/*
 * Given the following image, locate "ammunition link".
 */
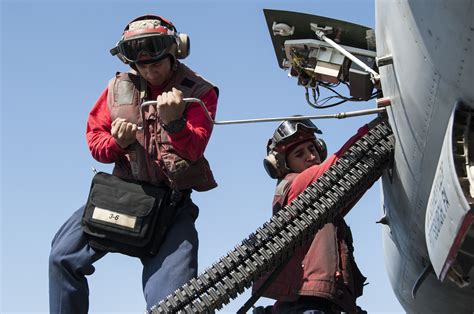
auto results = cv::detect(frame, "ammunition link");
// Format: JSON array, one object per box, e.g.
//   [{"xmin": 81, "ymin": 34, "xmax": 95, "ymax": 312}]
[{"xmin": 150, "ymin": 118, "xmax": 394, "ymax": 313}]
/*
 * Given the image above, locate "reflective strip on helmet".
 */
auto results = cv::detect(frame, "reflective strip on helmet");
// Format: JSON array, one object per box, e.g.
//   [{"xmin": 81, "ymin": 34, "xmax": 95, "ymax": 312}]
[{"xmin": 124, "ymin": 27, "xmax": 175, "ymax": 39}]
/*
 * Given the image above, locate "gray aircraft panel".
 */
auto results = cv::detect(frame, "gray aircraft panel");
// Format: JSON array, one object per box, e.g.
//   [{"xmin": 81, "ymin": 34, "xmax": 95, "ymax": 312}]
[
  {"xmin": 405, "ymin": 0, "xmax": 474, "ymax": 101},
  {"xmin": 377, "ymin": 0, "xmax": 474, "ymax": 312}
]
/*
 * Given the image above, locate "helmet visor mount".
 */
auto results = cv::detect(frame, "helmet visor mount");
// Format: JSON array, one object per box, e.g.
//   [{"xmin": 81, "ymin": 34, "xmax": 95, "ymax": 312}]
[
  {"xmin": 272, "ymin": 119, "xmax": 322, "ymax": 148},
  {"xmin": 117, "ymin": 35, "xmax": 175, "ymax": 64}
]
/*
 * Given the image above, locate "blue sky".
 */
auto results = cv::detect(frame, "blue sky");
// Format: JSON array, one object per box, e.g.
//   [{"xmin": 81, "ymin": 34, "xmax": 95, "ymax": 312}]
[{"xmin": 1, "ymin": 0, "xmax": 404, "ymax": 313}]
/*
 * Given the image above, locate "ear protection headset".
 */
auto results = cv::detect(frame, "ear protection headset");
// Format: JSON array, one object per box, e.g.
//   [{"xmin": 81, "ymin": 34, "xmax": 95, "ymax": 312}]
[
  {"xmin": 110, "ymin": 14, "xmax": 190, "ymax": 65},
  {"xmin": 263, "ymin": 120, "xmax": 327, "ymax": 179}
]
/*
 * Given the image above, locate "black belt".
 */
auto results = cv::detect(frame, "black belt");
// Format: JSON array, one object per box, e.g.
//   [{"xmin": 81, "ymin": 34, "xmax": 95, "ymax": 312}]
[{"xmin": 278, "ymin": 296, "xmax": 341, "ymax": 314}]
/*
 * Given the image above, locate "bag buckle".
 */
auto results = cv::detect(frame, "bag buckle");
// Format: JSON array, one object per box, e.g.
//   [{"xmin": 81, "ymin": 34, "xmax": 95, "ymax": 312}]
[{"xmin": 169, "ymin": 189, "xmax": 184, "ymax": 208}]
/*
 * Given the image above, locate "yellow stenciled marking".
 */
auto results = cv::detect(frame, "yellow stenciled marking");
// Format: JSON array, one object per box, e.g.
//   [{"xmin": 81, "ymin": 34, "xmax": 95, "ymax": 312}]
[{"xmin": 92, "ymin": 207, "xmax": 137, "ymax": 229}]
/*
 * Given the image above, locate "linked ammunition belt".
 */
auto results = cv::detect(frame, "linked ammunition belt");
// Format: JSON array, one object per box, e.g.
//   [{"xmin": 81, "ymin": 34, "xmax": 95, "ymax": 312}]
[{"xmin": 150, "ymin": 117, "xmax": 394, "ymax": 313}]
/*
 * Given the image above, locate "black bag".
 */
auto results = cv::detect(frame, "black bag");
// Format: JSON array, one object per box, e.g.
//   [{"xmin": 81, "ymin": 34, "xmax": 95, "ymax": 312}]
[{"xmin": 81, "ymin": 172, "xmax": 175, "ymax": 257}]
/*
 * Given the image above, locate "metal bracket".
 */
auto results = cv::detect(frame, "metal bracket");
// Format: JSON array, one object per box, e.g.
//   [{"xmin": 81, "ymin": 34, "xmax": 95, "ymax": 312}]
[
  {"xmin": 310, "ymin": 23, "xmax": 380, "ymax": 83},
  {"xmin": 376, "ymin": 54, "xmax": 394, "ymax": 67}
]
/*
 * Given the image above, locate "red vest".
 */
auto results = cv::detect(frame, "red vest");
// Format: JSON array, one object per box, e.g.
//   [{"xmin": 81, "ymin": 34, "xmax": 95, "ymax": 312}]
[
  {"xmin": 107, "ymin": 63, "xmax": 218, "ymax": 191},
  {"xmin": 271, "ymin": 173, "xmax": 298, "ymax": 214}
]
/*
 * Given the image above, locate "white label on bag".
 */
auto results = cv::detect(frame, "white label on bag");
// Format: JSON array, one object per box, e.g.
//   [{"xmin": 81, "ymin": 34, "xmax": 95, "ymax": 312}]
[{"xmin": 92, "ymin": 207, "xmax": 137, "ymax": 229}]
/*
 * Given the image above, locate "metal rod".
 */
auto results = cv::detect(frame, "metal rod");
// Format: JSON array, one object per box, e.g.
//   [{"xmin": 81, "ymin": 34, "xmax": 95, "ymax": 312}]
[
  {"xmin": 311, "ymin": 24, "xmax": 380, "ymax": 82},
  {"xmin": 141, "ymin": 98, "xmax": 386, "ymax": 126}
]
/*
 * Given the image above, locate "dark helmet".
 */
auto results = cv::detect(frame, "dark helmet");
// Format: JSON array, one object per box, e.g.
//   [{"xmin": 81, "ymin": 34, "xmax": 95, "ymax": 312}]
[
  {"xmin": 263, "ymin": 119, "xmax": 327, "ymax": 179},
  {"xmin": 110, "ymin": 14, "xmax": 190, "ymax": 66}
]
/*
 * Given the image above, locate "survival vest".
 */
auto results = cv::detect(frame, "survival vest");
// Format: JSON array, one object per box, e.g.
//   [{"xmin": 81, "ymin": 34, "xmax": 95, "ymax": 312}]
[{"xmin": 107, "ymin": 62, "xmax": 218, "ymax": 191}]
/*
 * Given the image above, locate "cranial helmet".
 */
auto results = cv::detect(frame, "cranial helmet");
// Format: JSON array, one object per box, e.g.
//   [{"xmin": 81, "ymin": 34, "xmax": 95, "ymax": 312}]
[
  {"xmin": 263, "ymin": 119, "xmax": 327, "ymax": 179},
  {"xmin": 110, "ymin": 14, "xmax": 190, "ymax": 65}
]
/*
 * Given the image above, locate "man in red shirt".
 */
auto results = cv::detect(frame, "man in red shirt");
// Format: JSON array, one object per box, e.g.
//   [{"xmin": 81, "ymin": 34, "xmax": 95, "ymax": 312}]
[
  {"xmin": 49, "ymin": 14, "xmax": 218, "ymax": 313},
  {"xmin": 256, "ymin": 119, "xmax": 369, "ymax": 313}
]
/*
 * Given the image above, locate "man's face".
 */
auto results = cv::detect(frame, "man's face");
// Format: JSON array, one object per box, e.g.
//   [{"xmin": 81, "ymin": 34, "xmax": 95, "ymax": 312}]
[
  {"xmin": 286, "ymin": 141, "xmax": 321, "ymax": 173},
  {"xmin": 135, "ymin": 53, "xmax": 173, "ymax": 86}
]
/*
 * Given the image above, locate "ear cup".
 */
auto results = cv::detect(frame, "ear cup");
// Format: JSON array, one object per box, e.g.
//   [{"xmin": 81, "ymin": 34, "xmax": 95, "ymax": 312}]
[
  {"xmin": 264, "ymin": 151, "xmax": 290, "ymax": 179},
  {"xmin": 263, "ymin": 153, "xmax": 280, "ymax": 179},
  {"xmin": 176, "ymin": 33, "xmax": 190, "ymax": 59},
  {"xmin": 316, "ymin": 138, "xmax": 327, "ymax": 161}
]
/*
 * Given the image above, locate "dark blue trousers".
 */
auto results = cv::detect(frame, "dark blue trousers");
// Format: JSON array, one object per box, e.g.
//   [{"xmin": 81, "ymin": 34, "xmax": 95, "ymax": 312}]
[
  {"xmin": 275, "ymin": 296, "xmax": 341, "ymax": 314},
  {"xmin": 49, "ymin": 199, "xmax": 199, "ymax": 313}
]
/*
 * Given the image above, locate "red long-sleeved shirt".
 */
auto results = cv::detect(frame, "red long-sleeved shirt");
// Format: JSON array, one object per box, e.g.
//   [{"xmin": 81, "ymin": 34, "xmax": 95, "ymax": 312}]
[
  {"xmin": 287, "ymin": 125, "xmax": 369, "ymax": 215},
  {"xmin": 86, "ymin": 85, "xmax": 218, "ymax": 163}
]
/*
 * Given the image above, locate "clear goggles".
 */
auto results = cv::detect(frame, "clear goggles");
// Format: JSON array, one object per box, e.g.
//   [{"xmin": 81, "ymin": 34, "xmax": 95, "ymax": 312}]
[
  {"xmin": 115, "ymin": 35, "xmax": 175, "ymax": 63},
  {"xmin": 272, "ymin": 119, "xmax": 322, "ymax": 146}
]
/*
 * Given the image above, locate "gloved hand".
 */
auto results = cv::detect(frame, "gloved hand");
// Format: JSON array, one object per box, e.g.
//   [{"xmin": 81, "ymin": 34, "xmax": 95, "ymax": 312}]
[
  {"xmin": 111, "ymin": 118, "xmax": 138, "ymax": 148},
  {"xmin": 157, "ymin": 87, "xmax": 186, "ymax": 124}
]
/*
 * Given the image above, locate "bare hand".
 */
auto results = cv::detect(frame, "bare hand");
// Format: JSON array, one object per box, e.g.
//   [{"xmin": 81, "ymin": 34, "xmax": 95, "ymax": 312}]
[
  {"xmin": 111, "ymin": 118, "xmax": 138, "ymax": 148},
  {"xmin": 157, "ymin": 87, "xmax": 186, "ymax": 124}
]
